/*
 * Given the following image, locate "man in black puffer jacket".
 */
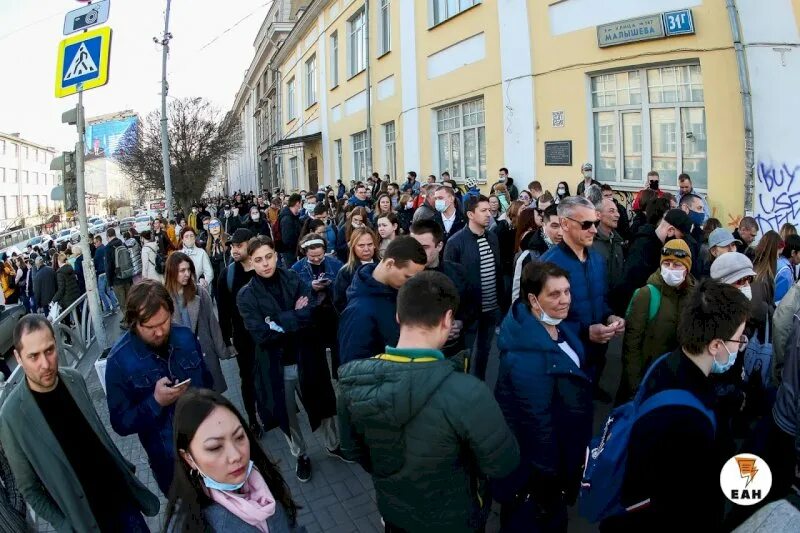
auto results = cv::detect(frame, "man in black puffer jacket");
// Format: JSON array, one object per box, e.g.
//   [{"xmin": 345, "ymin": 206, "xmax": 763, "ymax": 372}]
[
  {"xmin": 278, "ymin": 194, "xmax": 303, "ymax": 268},
  {"xmin": 338, "ymin": 272, "xmax": 519, "ymax": 533}
]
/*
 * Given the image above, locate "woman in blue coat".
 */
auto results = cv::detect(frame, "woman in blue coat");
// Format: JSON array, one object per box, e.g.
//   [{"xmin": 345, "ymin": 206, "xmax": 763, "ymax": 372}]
[
  {"xmin": 495, "ymin": 261, "xmax": 593, "ymax": 532},
  {"xmin": 292, "ymin": 234, "xmax": 344, "ymax": 377}
]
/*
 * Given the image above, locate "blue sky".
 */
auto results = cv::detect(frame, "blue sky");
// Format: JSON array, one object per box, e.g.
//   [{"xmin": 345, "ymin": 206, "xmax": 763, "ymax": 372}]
[{"xmin": 0, "ymin": 0, "xmax": 272, "ymax": 151}]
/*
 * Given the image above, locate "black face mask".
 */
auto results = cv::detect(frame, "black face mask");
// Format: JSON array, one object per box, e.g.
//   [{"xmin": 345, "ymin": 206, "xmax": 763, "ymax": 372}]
[{"xmin": 649, "ymin": 180, "xmax": 659, "ymax": 190}]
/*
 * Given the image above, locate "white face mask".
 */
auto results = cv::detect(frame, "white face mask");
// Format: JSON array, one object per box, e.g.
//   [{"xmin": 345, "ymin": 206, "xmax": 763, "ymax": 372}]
[
  {"xmin": 739, "ymin": 285, "xmax": 752, "ymax": 300},
  {"xmin": 660, "ymin": 266, "xmax": 686, "ymax": 287},
  {"xmin": 557, "ymin": 187, "xmax": 566, "ymax": 195},
  {"xmin": 251, "ymin": 212, "xmax": 260, "ymax": 221},
  {"xmin": 405, "ymin": 201, "xmax": 414, "ymax": 210},
  {"xmin": 532, "ymin": 295, "xmax": 563, "ymax": 326}
]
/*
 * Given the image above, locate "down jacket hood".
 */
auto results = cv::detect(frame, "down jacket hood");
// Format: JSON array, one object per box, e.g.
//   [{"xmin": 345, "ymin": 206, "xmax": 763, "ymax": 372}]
[
  {"xmin": 345, "ymin": 262, "xmax": 396, "ymax": 302},
  {"xmin": 498, "ymin": 299, "xmax": 584, "ymax": 366}
]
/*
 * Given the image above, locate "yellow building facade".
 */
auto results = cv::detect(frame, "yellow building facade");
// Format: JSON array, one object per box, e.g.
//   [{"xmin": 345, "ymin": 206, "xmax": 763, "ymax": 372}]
[{"xmin": 227, "ymin": 0, "xmax": 800, "ymax": 231}]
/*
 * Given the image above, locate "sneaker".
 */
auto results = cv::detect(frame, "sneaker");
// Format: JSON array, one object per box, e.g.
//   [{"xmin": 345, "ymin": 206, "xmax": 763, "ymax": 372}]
[
  {"xmin": 326, "ymin": 446, "xmax": 355, "ymax": 464},
  {"xmin": 249, "ymin": 421, "xmax": 263, "ymax": 439},
  {"xmin": 296, "ymin": 455, "xmax": 312, "ymax": 483}
]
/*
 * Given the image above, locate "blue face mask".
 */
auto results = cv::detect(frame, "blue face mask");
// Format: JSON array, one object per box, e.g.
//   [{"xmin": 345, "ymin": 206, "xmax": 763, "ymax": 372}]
[
  {"xmin": 435, "ymin": 199, "xmax": 447, "ymax": 212},
  {"xmin": 195, "ymin": 459, "xmax": 254, "ymax": 492},
  {"xmin": 711, "ymin": 342, "xmax": 737, "ymax": 374},
  {"xmin": 688, "ymin": 210, "xmax": 705, "ymax": 227}
]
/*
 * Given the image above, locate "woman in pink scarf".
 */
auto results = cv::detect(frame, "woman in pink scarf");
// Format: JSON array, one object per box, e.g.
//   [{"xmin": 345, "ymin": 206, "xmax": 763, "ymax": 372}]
[{"xmin": 164, "ymin": 389, "xmax": 303, "ymax": 532}]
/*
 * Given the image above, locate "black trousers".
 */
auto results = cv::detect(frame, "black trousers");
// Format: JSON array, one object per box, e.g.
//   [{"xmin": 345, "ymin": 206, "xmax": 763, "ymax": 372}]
[
  {"xmin": 314, "ymin": 306, "xmax": 340, "ymax": 378},
  {"xmin": 233, "ymin": 337, "xmax": 258, "ymax": 424}
]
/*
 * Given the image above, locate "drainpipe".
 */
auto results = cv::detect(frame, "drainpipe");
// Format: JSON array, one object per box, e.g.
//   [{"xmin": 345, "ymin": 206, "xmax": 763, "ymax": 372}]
[
  {"xmin": 365, "ymin": 0, "xmax": 373, "ymax": 175},
  {"xmin": 726, "ymin": 0, "xmax": 755, "ymax": 214}
]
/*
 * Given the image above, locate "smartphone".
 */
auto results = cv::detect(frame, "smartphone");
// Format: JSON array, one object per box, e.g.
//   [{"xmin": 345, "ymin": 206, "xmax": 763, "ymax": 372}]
[{"xmin": 171, "ymin": 378, "xmax": 191, "ymax": 388}]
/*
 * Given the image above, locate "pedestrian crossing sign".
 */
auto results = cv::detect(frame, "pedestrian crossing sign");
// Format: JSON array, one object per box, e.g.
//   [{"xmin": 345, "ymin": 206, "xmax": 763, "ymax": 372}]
[{"xmin": 55, "ymin": 26, "xmax": 112, "ymax": 98}]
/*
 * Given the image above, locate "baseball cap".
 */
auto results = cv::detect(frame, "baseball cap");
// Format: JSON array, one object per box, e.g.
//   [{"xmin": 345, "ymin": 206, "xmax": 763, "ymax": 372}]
[
  {"xmin": 663, "ymin": 209, "xmax": 692, "ymax": 236},
  {"xmin": 230, "ymin": 228, "xmax": 254, "ymax": 244},
  {"xmin": 710, "ymin": 252, "xmax": 756, "ymax": 284},
  {"xmin": 581, "ymin": 162, "xmax": 593, "ymax": 171},
  {"xmin": 466, "ymin": 177, "xmax": 478, "ymax": 188},
  {"xmin": 708, "ymin": 228, "xmax": 741, "ymax": 249}
]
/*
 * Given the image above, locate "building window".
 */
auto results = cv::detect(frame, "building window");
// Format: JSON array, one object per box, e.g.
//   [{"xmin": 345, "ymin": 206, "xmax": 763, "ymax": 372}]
[
  {"xmin": 348, "ymin": 8, "xmax": 366, "ymax": 78},
  {"xmin": 290, "ymin": 156, "xmax": 299, "ymax": 190},
  {"xmin": 330, "ymin": 32, "xmax": 339, "ymax": 88},
  {"xmin": 436, "ymin": 98, "xmax": 486, "ymax": 182},
  {"xmin": 384, "ymin": 122, "xmax": 396, "ymax": 180},
  {"xmin": 23, "ymin": 196, "xmax": 30, "ymax": 215},
  {"xmin": 32, "ymin": 172, "xmax": 38, "ymax": 184},
  {"xmin": 305, "ymin": 55, "xmax": 317, "ymax": 107},
  {"xmin": 335, "ymin": 139, "xmax": 343, "ymax": 181},
  {"xmin": 352, "ymin": 131, "xmax": 368, "ymax": 181},
  {"xmin": 11, "ymin": 144, "xmax": 17, "ymax": 156},
  {"xmin": 0, "ymin": 140, "xmax": 4, "ymax": 155},
  {"xmin": 432, "ymin": 0, "xmax": 479, "ymax": 26},
  {"xmin": 9, "ymin": 169, "xmax": 17, "ymax": 183},
  {"xmin": 286, "ymin": 78, "xmax": 296, "ymax": 121},
  {"xmin": 0, "ymin": 168, "xmax": 4, "ymax": 183},
  {"xmin": 379, "ymin": 0, "xmax": 391, "ymax": 55},
  {"xmin": 591, "ymin": 64, "xmax": 706, "ymax": 189},
  {"xmin": 21, "ymin": 170, "xmax": 28, "ymax": 184},
  {"xmin": 23, "ymin": 146, "xmax": 29, "ymax": 159}
]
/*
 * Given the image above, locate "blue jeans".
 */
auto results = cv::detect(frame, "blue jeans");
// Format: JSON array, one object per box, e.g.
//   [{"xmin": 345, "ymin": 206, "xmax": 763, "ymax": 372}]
[{"xmin": 98, "ymin": 273, "xmax": 119, "ymax": 312}]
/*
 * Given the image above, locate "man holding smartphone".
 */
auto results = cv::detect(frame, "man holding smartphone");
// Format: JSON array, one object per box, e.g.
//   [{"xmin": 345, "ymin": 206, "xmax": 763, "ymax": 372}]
[{"xmin": 105, "ymin": 280, "xmax": 213, "ymax": 495}]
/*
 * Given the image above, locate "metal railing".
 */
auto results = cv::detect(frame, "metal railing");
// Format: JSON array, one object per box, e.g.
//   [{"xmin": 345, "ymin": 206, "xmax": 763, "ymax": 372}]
[{"xmin": 0, "ymin": 294, "xmax": 96, "ymax": 408}]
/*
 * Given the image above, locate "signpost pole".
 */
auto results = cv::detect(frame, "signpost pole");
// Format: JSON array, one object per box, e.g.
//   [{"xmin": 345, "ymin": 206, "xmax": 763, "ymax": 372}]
[
  {"xmin": 159, "ymin": 0, "xmax": 174, "ymax": 220},
  {"xmin": 74, "ymin": 88, "xmax": 110, "ymax": 351}
]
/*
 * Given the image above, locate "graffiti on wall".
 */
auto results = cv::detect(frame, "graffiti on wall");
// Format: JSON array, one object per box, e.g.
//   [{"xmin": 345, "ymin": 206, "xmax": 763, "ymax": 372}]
[{"xmin": 755, "ymin": 161, "xmax": 800, "ymax": 232}]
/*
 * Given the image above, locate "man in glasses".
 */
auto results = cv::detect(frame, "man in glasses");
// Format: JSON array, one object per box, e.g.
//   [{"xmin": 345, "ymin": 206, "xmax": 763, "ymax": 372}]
[
  {"xmin": 602, "ymin": 279, "xmax": 749, "ymax": 532},
  {"xmin": 542, "ymin": 196, "xmax": 625, "ymax": 402},
  {"xmin": 105, "ymin": 280, "xmax": 212, "ymax": 495}
]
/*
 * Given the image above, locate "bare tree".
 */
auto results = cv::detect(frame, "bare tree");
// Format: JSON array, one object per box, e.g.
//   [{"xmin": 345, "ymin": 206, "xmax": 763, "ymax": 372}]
[{"xmin": 116, "ymin": 97, "xmax": 241, "ymax": 211}]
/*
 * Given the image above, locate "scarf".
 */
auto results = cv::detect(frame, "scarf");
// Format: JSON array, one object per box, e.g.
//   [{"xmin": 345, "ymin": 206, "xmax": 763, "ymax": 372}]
[{"xmin": 206, "ymin": 468, "xmax": 276, "ymax": 532}]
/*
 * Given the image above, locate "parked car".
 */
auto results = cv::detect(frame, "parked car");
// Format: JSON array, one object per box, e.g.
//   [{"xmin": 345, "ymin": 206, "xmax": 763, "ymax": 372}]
[
  {"xmin": 69, "ymin": 229, "xmax": 81, "ymax": 244},
  {"xmin": 118, "ymin": 217, "xmax": 136, "ymax": 233},
  {"xmin": 133, "ymin": 215, "xmax": 152, "ymax": 234},
  {"xmin": 88, "ymin": 217, "xmax": 106, "ymax": 234},
  {"xmin": 54, "ymin": 228, "xmax": 76, "ymax": 247},
  {"xmin": 26, "ymin": 234, "xmax": 53, "ymax": 250}
]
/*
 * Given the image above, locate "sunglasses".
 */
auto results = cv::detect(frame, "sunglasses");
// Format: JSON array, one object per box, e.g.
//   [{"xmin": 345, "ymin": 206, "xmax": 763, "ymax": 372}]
[
  {"xmin": 565, "ymin": 217, "xmax": 597, "ymax": 231},
  {"xmin": 662, "ymin": 247, "xmax": 690, "ymax": 258}
]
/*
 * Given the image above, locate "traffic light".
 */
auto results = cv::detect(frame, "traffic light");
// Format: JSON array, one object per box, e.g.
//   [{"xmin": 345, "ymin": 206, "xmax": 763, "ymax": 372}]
[{"xmin": 51, "ymin": 151, "xmax": 77, "ymax": 212}]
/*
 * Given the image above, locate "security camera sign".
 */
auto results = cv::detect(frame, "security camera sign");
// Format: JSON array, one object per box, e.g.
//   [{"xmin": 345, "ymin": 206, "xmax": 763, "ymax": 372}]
[{"xmin": 63, "ymin": 0, "xmax": 110, "ymax": 36}]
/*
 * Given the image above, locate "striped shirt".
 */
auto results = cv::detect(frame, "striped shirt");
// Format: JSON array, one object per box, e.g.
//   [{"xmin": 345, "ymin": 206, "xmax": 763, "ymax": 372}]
[{"xmin": 477, "ymin": 234, "xmax": 498, "ymax": 312}]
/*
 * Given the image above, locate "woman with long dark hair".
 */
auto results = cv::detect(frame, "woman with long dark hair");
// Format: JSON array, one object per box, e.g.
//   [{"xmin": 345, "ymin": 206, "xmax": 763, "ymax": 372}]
[
  {"xmin": 205, "ymin": 218, "xmax": 231, "ymax": 298},
  {"xmin": 376, "ymin": 212, "xmax": 400, "ymax": 256},
  {"xmin": 165, "ymin": 252, "xmax": 228, "ymax": 393},
  {"xmin": 164, "ymin": 389, "xmax": 301, "ymax": 532}
]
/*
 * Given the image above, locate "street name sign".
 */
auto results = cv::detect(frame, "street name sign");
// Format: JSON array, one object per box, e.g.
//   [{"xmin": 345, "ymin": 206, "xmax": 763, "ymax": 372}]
[
  {"xmin": 63, "ymin": 0, "xmax": 110, "ymax": 35},
  {"xmin": 55, "ymin": 26, "xmax": 112, "ymax": 98}
]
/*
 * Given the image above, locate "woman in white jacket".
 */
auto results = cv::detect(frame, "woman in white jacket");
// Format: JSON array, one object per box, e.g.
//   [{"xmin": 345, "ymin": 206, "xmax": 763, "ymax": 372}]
[
  {"xmin": 179, "ymin": 226, "xmax": 214, "ymax": 290},
  {"xmin": 140, "ymin": 230, "xmax": 164, "ymax": 283}
]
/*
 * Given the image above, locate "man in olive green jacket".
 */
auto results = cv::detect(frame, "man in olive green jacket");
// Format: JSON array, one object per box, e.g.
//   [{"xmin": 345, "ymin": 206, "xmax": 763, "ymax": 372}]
[
  {"xmin": 0, "ymin": 315, "xmax": 159, "ymax": 532},
  {"xmin": 337, "ymin": 272, "xmax": 519, "ymax": 532}
]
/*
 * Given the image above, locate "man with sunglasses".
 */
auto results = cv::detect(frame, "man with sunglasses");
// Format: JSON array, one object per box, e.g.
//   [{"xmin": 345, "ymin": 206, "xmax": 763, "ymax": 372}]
[
  {"xmin": 105, "ymin": 280, "xmax": 213, "ymax": 495},
  {"xmin": 541, "ymin": 196, "xmax": 625, "ymax": 401},
  {"xmin": 602, "ymin": 279, "xmax": 750, "ymax": 532}
]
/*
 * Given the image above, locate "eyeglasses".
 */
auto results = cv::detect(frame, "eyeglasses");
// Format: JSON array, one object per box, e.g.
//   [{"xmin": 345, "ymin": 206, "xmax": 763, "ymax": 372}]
[
  {"xmin": 732, "ymin": 276, "xmax": 754, "ymax": 288},
  {"xmin": 724, "ymin": 334, "xmax": 749, "ymax": 352},
  {"xmin": 662, "ymin": 247, "xmax": 690, "ymax": 258},
  {"xmin": 565, "ymin": 217, "xmax": 597, "ymax": 230}
]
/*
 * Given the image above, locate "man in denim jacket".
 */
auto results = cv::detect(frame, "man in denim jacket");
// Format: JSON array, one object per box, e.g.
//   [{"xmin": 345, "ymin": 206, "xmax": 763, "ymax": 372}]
[{"xmin": 105, "ymin": 280, "xmax": 212, "ymax": 495}]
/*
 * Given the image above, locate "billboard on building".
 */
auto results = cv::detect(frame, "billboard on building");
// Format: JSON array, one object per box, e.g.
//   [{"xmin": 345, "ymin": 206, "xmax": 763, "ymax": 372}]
[{"xmin": 84, "ymin": 115, "xmax": 137, "ymax": 161}]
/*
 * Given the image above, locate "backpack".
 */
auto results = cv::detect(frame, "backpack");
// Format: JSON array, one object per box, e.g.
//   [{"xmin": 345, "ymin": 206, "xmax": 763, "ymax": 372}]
[
  {"xmin": 114, "ymin": 243, "xmax": 135, "ymax": 280},
  {"xmin": 743, "ymin": 312, "xmax": 772, "ymax": 386},
  {"xmin": 154, "ymin": 252, "xmax": 166, "ymax": 275},
  {"xmin": 625, "ymin": 283, "xmax": 661, "ymax": 323},
  {"xmin": 578, "ymin": 353, "xmax": 717, "ymax": 522}
]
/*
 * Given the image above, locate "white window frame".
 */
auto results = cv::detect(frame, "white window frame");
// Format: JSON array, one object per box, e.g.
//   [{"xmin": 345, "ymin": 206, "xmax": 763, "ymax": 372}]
[
  {"xmin": 289, "ymin": 156, "xmax": 299, "ymax": 190},
  {"xmin": 0, "ymin": 140, "xmax": 4, "ymax": 155},
  {"xmin": 286, "ymin": 77, "xmax": 296, "ymax": 121},
  {"xmin": 334, "ymin": 139, "xmax": 343, "ymax": 181},
  {"xmin": 383, "ymin": 122, "xmax": 396, "ymax": 180},
  {"xmin": 378, "ymin": 0, "xmax": 391, "ymax": 55},
  {"xmin": 347, "ymin": 8, "xmax": 366, "ymax": 78},
  {"xmin": 352, "ymin": 131, "xmax": 368, "ymax": 181},
  {"xmin": 21, "ymin": 170, "xmax": 28, "ymax": 184},
  {"xmin": 430, "ymin": 0, "xmax": 480, "ymax": 27},
  {"xmin": 0, "ymin": 168, "xmax": 4, "ymax": 183},
  {"xmin": 330, "ymin": 32, "xmax": 339, "ymax": 88},
  {"xmin": 435, "ymin": 97, "xmax": 486, "ymax": 182},
  {"xmin": 9, "ymin": 169, "xmax": 17, "ymax": 183},
  {"xmin": 305, "ymin": 55, "xmax": 317, "ymax": 108},
  {"xmin": 588, "ymin": 63, "xmax": 706, "ymax": 191}
]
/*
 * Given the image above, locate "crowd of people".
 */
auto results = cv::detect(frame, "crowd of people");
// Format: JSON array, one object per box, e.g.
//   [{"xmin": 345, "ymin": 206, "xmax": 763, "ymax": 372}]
[{"xmin": 1, "ymin": 166, "xmax": 800, "ymax": 532}]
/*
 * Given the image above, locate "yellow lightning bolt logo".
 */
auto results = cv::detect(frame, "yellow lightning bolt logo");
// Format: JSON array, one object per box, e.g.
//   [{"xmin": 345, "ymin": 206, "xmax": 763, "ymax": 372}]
[{"xmin": 736, "ymin": 457, "xmax": 759, "ymax": 488}]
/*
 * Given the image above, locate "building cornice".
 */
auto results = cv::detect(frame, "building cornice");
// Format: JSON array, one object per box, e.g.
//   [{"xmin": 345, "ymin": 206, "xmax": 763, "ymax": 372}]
[{"xmin": 272, "ymin": 0, "xmax": 325, "ymax": 68}]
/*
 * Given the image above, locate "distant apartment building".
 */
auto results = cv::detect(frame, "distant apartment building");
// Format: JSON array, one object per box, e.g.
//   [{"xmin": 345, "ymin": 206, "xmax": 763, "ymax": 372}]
[
  {"xmin": 0, "ymin": 132, "xmax": 62, "ymax": 230},
  {"xmin": 84, "ymin": 110, "xmax": 138, "ymax": 212}
]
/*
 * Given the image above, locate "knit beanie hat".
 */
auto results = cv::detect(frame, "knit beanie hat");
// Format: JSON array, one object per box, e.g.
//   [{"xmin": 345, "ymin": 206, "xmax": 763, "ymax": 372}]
[{"xmin": 661, "ymin": 238, "xmax": 692, "ymax": 272}]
